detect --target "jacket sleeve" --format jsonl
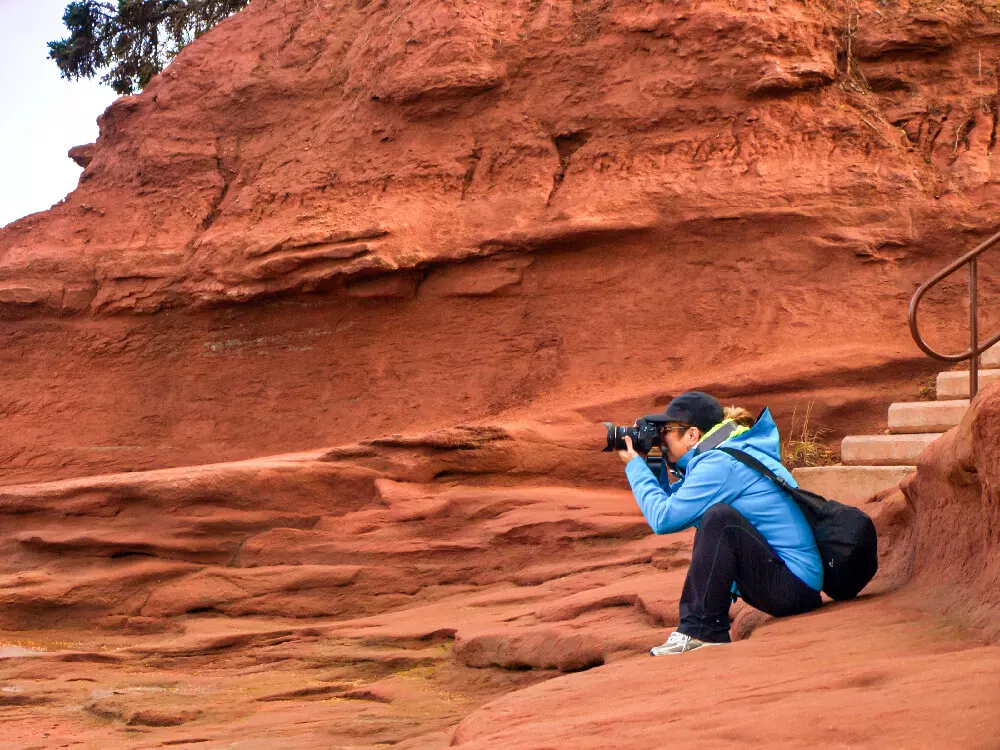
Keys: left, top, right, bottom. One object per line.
{"left": 625, "top": 452, "right": 738, "bottom": 534}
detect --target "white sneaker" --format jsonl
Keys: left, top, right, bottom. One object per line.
{"left": 649, "top": 631, "right": 727, "bottom": 656}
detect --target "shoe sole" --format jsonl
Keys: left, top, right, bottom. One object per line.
{"left": 649, "top": 641, "right": 728, "bottom": 656}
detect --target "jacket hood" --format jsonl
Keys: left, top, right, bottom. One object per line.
{"left": 674, "top": 408, "right": 782, "bottom": 472}
{"left": 720, "top": 407, "right": 782, "bottom": 461}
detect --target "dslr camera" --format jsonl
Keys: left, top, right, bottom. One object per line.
{"left": 602, "top": 418, "right": 661, "bottom": 454}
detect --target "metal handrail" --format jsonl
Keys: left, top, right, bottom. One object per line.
{"left": 909, "top": 228, "right": 1000, "bottom": 398}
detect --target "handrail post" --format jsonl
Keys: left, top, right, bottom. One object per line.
{"left": 909, "top": 228, "right": 1000, "bottom": 389}
{"left": 970, "top": 256, "right": 979, "bottom": 399}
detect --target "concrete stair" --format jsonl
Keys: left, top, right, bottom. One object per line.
{"left": 792, "top": 466, "right": 917, "bottom": 502}
{"left": 888, "top": 400, "right": 968, "bottom": 433}
{"left": 980, "top": 344, "right": 1000, "bottom": 368}
{"left": 936, "top": 369, "right": 1000, "bottom": 399}
{"left": 791, "top": 342, "right": 1000, "bottom": 502}
{"left": 841, "top": 433, "right": 942, "bottom": 465}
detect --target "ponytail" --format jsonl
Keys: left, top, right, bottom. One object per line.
{"left": 724, "top": 406, "right": 756, "bottom": 428}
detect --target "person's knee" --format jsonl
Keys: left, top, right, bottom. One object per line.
{"left": 699, "top": 503, "right": 744, "bottom": 533}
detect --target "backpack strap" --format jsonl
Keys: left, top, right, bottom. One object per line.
{"left": 692, "top": 421, "right": 742, "bottom": 456}
{"left": 716, "top": 446, "right": 825, "bottom": 516}
{"left": 716, "top": 446, "right": 790, "bottom": 487}
{"left": 665, "top": 421, "right": 744, "bottom": 479}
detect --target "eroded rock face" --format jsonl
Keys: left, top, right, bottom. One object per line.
{"left": 67, "top": 144, "right": 95, "bottom": 169}
{"left": 0, "top": 421, "right": 654, "bottom": 629}
{"left": 0, "top": 413, "right": 991, "bottom": 747}
{"left": 3, "top": 0, "right": 1000, "bottom": 484}
{"left": 0, "top": 421, "right": 687, "bottom": 745}
{"left": 3, "top": 0, "right": 1000, "bottom": 320}
{"left": 902, "top": 380, "right": 1000, "bottom": 641}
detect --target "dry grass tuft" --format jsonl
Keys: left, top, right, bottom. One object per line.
{"left": 916, "top": 374, "right": 937, "bottom": 401}
{"left": 782, "top": 402, "right": 838, "bottom": 469}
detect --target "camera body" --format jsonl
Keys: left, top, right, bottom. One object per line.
{"left": 602, "top": 418, "right": 661, "bottom": 454}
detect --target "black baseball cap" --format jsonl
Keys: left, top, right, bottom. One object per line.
{"left": 643, "top": 391, "right": 724, "bottom": 433}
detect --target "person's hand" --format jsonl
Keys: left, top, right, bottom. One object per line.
{"left": 617, "top": 435, "right": 642, "bottom": 463}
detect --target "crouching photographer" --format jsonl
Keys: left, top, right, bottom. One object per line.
{"left": 606, "top": 391, "right": 823, "bottom": 655}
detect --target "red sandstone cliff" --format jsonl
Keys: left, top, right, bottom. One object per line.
{"left": 2, "top": 0, "right": 1000, "bottom": 482}
{"left": 0, "top": 0, "right": 999, "bottom": 746}
{"left": 7, "top": 0, "right": 1000, "bottom": 317}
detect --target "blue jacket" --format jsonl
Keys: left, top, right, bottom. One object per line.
{"left": 624, "top": 409, "right": 823, "bottom": 591}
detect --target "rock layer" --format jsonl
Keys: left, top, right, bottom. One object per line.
{"left": 6, "top": 0, "right": 1000, "bottom": 482}
{"left": 902, "top": 379, "right": 1000, "bottom": 641}
{"left": 6, "top": 0, "right": 1000, "bottom": 317}
{"left": 0, "top": 393, "right": 993, "bottom": 747}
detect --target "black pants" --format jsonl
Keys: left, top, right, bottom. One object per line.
{"left": 678, "top": 504, "right": 822, "bottom": 643}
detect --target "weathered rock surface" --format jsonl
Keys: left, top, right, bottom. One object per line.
{"left": 1, "top": 0, "right": 1000, "bottom": 484}
{"left": 0, "top": 394, "right": 994, "bottom": 747}
{"left": 901, "top": 378, "right": 1000, "bottom": 641}
{"left": 6, "top": 0, "right": 1000, "bottom": 319}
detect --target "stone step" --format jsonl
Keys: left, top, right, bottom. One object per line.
{"left": 841, "top": 433, "right": 942, "bottom": 465}
{"left": 888, "top": 399, "right": 969, "bottom": 434}
{"left": 936, "top": 369, "right": 1000, "bottom": 399}
{"left": 981, "top": 341, "right": 1000, "bottom": 368}
{"left": 792, "top": 465, "right": 915, "bottom": 503}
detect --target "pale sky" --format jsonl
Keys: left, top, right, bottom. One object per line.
{"left": 0, "top": 0, "right": 120, "bottom": 228}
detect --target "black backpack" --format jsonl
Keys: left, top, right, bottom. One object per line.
{"left": 716, "top": 447, "right": 879, "bottom": 601}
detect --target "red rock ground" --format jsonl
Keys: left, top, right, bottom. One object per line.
{"left": 1, "top": 0, "right": 999, "bottom": 746}
{"left": 0, "top": 403, "right": 996, "bottom": 748}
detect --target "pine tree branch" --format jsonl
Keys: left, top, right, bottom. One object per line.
{"left": 48, "top": 0, "right": 250, "bottom": 95}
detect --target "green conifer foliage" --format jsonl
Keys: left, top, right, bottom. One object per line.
{"left": 49, "top": 0, "right": 250, "bottom": 95}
